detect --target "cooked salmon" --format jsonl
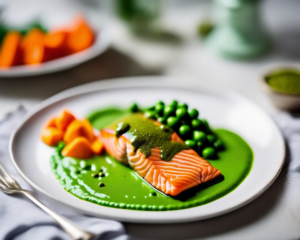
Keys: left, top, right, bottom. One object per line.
{"left": 99, "top": 118, "right": 221, "bottom": 196}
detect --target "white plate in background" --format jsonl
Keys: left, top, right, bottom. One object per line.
{"left": 0, "top": 28, "right": 111, "bottom": 78}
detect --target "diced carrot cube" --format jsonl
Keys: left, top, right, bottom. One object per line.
{"left": 41, "top": 127, "right": 64, "bottom": 146}
{"left": 91, "top": 138, "right": 104, "bottom": 155}
{"left": 44, "top": 118, "right": 57, "bottom": 128}
{"left": 81, "top": 119, "right": 95, "bottom": 142}
{"left": 55, "top": 109, "right": 76, "bottom": 131}
{"left": 61, "top": 137, "right": 93, "bottom": 159}
{"left": 63, "top": 119, "right": 95, "bottom": 144}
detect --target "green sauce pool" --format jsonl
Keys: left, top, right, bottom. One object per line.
{"left": 50, "top": 107, "right": 253, "bottom": 211}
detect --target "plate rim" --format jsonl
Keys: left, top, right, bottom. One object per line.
{"left": 9, "top": 76, "right": 286, "bottom": 223}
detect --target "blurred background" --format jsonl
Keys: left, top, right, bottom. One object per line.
{"left": 0, "top": 1, "right": 300, "bottom": 239}
{"left": 0, "top": 0, "right": 299, "bottom": 117}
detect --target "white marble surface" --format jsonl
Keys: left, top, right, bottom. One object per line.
{"left": 0, "top": 0, "right": 300, "bottom": 239}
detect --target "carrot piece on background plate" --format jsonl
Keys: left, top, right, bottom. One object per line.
{"left": 21, "top": 28, "right": 48, "bottom": 65}
{"left": 66, "top": 15, "right": 95, "bottom": 54}
{"left": 63, "top": 119, "right": 95, "bottom": 144}
{"left": 41, "top": 127, "right": 64, "bottom": 146}
{"left": 44, "top": 30, "right": 68, "bottom": 60}
{"left": 23, "top": 42, "right": 49, "bottom": 65}
{"left": 21, "top": 28, "right": 44, "bottom": 49}
{"left": 55, "top": 109, "right": 76, "bottom": 131}
{"left": 91, "top": 138, "right": 104, "bottom": 155}
{"left": 0, "top": 31, "right": 23, "bottom": 68}
{"left": 62, "top": 137, "right": 93, "bottom": 159}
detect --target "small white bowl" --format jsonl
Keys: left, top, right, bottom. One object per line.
{"left": 259, "top": 62, "right": 300, "bottom": 111}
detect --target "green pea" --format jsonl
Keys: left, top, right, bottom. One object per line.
{"left": 176, "top": 108, "right": 188, "bottom": 120}
{"left": 193, "top": 131, "right": 206, "bottom": 142}
{"left": 202, "top": 119, "right": 211, "bottom": 132}
{"left": 191, "top": 119, "right": 205, "bottom": 130}
{"left": 196, "top": 141, "right": 205, "bottom": 153}
{"left": 181, "top": 120, "right": 190, "bottom": 126}
{"left": 179, "top": 125, "right": 191, "bottom": 137}
{"left": 164, "top": 106, "right": 176, "bottom": 117}
{"left": 155, "top": 104, "right": 165, "bottom": 116}
{"left": 189, "top": 109, "right": 199, "bottom": 119}
{"left": 169, "top": 100, "right": 178, "bottom": 108}
{"left": 167, "top": 116, "right": 179, "bottom": 129}
{"left": 178, "top": 103, "right": 188, "bottom": 109}
{"left": 144, "top": 111, "right": 156, "bottom": 119}
{"left": 129, "top": 103, "right": 139, "bottom": 113}
{"left": 147, "top": 106, "right": 155, "bottom": 111}
{"left": 157, "top": 117, "right": 167, "bottom": 124}
{"left": 157, "top": 100, "right": 165, "bottom": 106}
{"left": 214, "top": 139, "right": 224, "bottom": 150}
{"left": 202, "top": 147, "right": 215, "bottom": 159}
{"left": 207, "top": 134, "right": 216, "bottom": 144}
{"left": 185, "top": 139, "right": 196, "bottom": 148}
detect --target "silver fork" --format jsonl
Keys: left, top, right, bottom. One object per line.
{"left": 0, "top": 163, "right": 95, "bottom": 240}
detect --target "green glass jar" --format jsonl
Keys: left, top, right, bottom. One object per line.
{"left": 206, "top": 0, "right": 270, "bottom": 59}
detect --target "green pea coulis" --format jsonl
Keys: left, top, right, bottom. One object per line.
{"left": 50, "top": 107, "right": 254, "bottom": 211}
{"left": 109, "top": 113, "right": 189, "bottom": 161}
{"left": 266, "top": 69, "right": 300, "bottom": 94}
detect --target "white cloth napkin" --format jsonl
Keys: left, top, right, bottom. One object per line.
{"left": 276, "top": 112, "right": 300, "bottom": 172}
{"left": 0, "top": 106, "right": 130, "bottom": 240}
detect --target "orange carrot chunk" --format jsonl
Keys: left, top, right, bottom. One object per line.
{"left": 22, "top": 28, "right": 55, "bottom": 65}
{"left": 0, "top": 31, "right": 22, "bottom": 68}
{"left": 66, "top": 15, "right": 94, "bottom": 54}
{"left": 55, "top": 109, "right": 76, "bottom": 131}
{"left": 23, "top": 42, "right": 48, "bottom": 65}
{"left": 44, "top": 30, "right": 68, "bottom": 60}
{"left": 63, "top": 119, "right": 95, "bottom": 144}
{"left": 44, "top": 118, "right": 57, "bottom": 128}
{"left": 41, "top": 127, "right": 64, "bottom": 146}
{"left": 81, "top": 119, "right": 95, "bottom": 142}
{"left": 91, "top": 138, "right": 104, "bottom": 155}
{"left": 21, "top": 28, "right": 44, "bottom": 49}
{"left": 62, "top": 137, "right": 93, "bottom": 159}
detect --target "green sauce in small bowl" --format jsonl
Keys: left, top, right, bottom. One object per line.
{"left": 265, "top": 69, "right": 300, "bottom": 95}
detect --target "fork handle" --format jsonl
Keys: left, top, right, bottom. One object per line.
{"left": 20, "top": 190, "right": 95, "bottom": 240}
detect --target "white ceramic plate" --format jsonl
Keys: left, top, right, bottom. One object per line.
{"left": 0, "top": 28, "right": 110, "bottom": 78}
{"left": 9, "top": 77, "right": 285, "bottom": 223}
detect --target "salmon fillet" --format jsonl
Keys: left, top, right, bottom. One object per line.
{"left": 100, "top": 127, "right": 221, "bottom": 196}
